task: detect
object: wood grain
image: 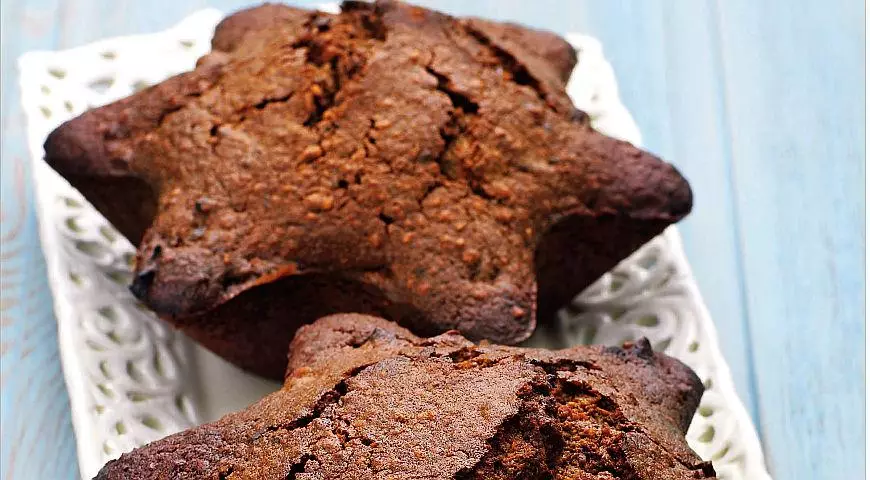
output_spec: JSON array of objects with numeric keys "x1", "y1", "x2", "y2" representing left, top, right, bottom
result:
[
  {"x1": 714, "y1": 0, "x2": 865, "y2": 478},
  {"x1": 1, "y1": 0, "x2": 81, "y2": 478},
  {"x1": 0, "y1": 0, "x2": 864, "y2": 478}
]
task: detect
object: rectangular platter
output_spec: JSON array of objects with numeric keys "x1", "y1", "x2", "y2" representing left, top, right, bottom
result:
[{"x1": 18, "y1": 7, "x2": 772, "y2": 480}]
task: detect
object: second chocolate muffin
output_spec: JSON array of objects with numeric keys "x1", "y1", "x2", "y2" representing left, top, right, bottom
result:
[{"x1": 95, "y1": 314, "x2": 715, "y2": 479}]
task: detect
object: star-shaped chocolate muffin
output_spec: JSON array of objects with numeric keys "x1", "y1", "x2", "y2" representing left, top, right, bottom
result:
[
  {"x1": 45, "y1": 1, "x2": 692, "y2": 379},
  {"x1": 94, "y1": 314, "x2": 715, "y2": 479}
]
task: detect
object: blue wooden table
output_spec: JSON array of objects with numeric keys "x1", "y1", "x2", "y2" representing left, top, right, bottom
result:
[{"x1": 1, "y1": 1, "x2": 864, "y2": 478}]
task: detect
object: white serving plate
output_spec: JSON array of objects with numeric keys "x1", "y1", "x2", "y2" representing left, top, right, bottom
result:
[{"x1": 19, "y1": 8, "x2": 772, "y2": 480}]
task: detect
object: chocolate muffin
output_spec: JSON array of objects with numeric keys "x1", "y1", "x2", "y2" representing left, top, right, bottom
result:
[
  {"x1": 44, "y1": 0, "x2": 692, "y2": 379},
  {"x1": 94, "y1": 314, "x2": 715, "y2": 479}
]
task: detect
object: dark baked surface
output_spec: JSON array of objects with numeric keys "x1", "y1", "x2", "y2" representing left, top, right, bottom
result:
[
  {"x1": 45, "y1": 0, "x2": 692, "y2": 378},
  {"x1": 95, "y1": 314, "x2": 715, "y2": 479}
]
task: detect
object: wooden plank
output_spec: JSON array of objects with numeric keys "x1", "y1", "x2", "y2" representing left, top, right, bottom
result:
[
  {"x1": 654, "y1": 0, "x2": 760, "y2": 421},
  {"x1": 114, "y1": 0, "x2": 209, "y2": 38},
  {"x1": 713, "y1": 0, "x2": 865, "y2": 477},
  {"x1": 551, "y1": 0, "x2": 762, "y2": 418},
  {"x1": 0, "y1": 0, "x2": 81, "y2": 477}
]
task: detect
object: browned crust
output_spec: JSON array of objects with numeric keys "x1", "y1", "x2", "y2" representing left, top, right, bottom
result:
[
  {"x1": 94, "y1": 314, "x2": 715, "y2": 479},
  {"x1": 211, "y1": 3, "x2": 313, "y2": 53},
  {"x1": 44, "y1": 1, "x2": 692, "y2": 379}
]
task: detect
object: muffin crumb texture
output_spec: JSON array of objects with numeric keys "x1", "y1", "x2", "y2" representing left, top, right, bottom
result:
[{"x1": 95, "y1": 314, "x2": 715, "y2": 479}]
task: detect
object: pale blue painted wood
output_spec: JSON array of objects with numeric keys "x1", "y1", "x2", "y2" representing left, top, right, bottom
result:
[
  {"x1": 713, "y1": 0, "x2": 865, "y2": 478},
  {"x1": 1, "y1": 1, "x2": 864, "y2": 479},
  {"x1": 651, "y1": 0, "x2": 760, "y2": 420},
  {"x1": 0, "y1": 0, "x2": 81, "y2": 478}
]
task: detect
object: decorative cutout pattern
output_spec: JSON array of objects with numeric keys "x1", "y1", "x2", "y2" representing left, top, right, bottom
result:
[
  {"x1": 19, "y1": 9, "x2": 770, "y2": 480},
  {"x1": 57, "y1": 192, "x2": 199, "y2": 461},
  {"x1": 19, "y1": 11, "x2": 223, "y2": 479}
]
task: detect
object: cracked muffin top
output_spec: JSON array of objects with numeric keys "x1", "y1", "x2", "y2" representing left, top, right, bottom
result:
[
  {"x1": 44, "y1": 0, "x2": 692, "y2": 378},
  {"x1": 94, "y1": 314, "x2": 715, "y2": 479}
]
